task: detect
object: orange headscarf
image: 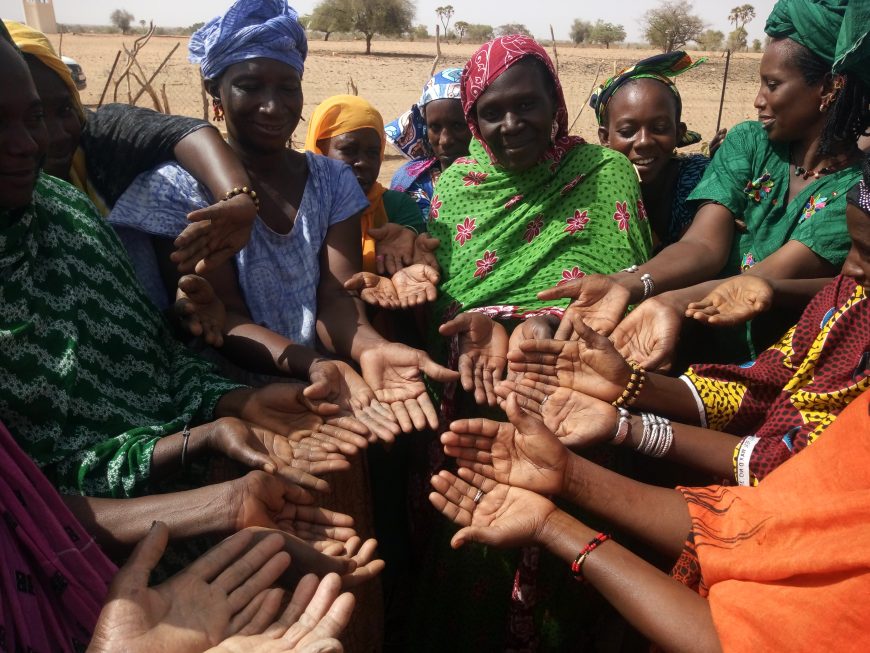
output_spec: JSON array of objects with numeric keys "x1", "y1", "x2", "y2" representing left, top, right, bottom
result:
[{"x1": 304, "y1": 95, "x2": 386, "y2": 272}]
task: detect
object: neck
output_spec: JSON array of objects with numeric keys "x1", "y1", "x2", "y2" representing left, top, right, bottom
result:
[
  {"x1": 229, "y1": 140, "x2": 290, "y2": 177},
  {"x1": 791, "y1": 124, "x2": 858, "y2": 171}
]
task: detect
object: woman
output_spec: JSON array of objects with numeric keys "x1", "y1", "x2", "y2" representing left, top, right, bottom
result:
[
  {"x1": 385, "y1": 68, "x2": 472, "y2": 223},
  {"x1": 432, "y1": 389, "x2": 870, "y2": 651},
  {"x1": 592, "y1": 50, "x2": 710, "y2": 249},
  {"x1": 305, "y1": 94, "x2": 424, "y2": 274},
  {"x1": 4, "y1": 19, "x2": 255, "y2": 274}
]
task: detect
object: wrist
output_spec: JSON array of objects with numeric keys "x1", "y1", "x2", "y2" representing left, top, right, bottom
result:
[
  {"x1": 214, "y1": 387, "x2": 253, "y2": 419},
  {"x1": 611, "y1": 271, "x2": 645, "y2": 304}
]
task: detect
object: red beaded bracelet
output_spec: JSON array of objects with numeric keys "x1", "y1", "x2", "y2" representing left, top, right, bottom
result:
[{"x1": 570, "y1": 532, "x2": 612, "y2": 581}]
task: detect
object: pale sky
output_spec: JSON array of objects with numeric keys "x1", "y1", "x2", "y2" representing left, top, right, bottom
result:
[{"x1": 1, "y1": 0, "x2": 776, "y2": 43}]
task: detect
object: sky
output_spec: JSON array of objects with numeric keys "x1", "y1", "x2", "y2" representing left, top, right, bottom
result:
[{"x1": 1, "y1": 0, "x2": 777, "y2": 43}]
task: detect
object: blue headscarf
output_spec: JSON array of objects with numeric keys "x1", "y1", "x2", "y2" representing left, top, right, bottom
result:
[
  {"x1": 189, "y1": 0, "x2": 307, "y2": 80},
  {"x1": 385, "y1": 68, "x2": 463, "y2": 160}
]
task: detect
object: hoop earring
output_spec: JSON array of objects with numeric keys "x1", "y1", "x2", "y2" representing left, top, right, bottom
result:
[{"x1": 212, "y1": 97, "x2": 225, "y2": 122}]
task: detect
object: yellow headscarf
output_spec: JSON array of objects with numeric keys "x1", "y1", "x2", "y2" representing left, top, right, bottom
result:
[
  {"x1": 304, "y1": 95, "x2": 387, "y2": 273},
  {"x1": 4, "y1": 20, "x2": 108, "y2": 215}
]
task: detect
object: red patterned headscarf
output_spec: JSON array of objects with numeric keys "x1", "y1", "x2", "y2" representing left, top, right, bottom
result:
[{"x1": 460, "y1": 34, "x2": 582, "y2": 166}]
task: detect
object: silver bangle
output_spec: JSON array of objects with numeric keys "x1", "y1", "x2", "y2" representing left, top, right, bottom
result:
[
  {"x1": 640, "y1": 273, "x2": 655, "y2": 300},
  {"x1": 180, "y1": 424, "x2": 192, "y2": 468},
  {"x1": 637, "y1": 413, "x2": 673, "y2": 458}
]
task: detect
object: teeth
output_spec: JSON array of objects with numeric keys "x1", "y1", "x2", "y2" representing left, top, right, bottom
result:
[{"x1": 634, "y1": 158, "x2": 654, "y2": 165}]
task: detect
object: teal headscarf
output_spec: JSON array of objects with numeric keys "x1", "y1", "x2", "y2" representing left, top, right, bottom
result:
[
  {"x1": 832, "y1": 0, "x2": 870, "y2": 85},
  {"x1": 765, "y1": 0, "x2": 848, "y2": 66}
]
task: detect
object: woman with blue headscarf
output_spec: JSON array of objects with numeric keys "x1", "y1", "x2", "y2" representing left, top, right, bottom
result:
[{"x1": 385, "y1": 68, "x2": 472, "y2": 223}]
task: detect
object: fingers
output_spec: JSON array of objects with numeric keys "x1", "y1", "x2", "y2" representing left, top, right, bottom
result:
[
  {"x1": 428, "y1": 472, "x2": 473, "y2": 528},
  {"x1": 419, "y1": 353, "x2": 461, "y2": 383},
  {"x1": 281, "y1": 574, "x2": 355, "y2": 647},
  {"x1": 267, "y1": 573, "x2": 320, "y2": 635},
  {"x1": 229, "y1": 586, "x2": 286, "y2": 636},
  {"x1": 112, "y1": 521, "x2": 170, "y2": 589},
  {"x1": 343, "y1": 272, "x2": 382, "y2": 291},
  {"x1": 536, "y1": 281, "x2": 577, "y2": 301}
]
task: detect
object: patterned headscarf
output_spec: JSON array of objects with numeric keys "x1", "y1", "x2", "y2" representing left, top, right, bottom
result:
[
  {"x1": 589, "y1": 51, "x2": 705, "y2": 147},
  {"x1": 189, "y1": 0, "x2": 307, "y2": 80},
  {"x1": 461, "y1": 34, "x2": 582, "y2": 165},
  {"x1": 765, "y1": 0, "x2": 847, "y2": 67},
  {"x1": 832, "y1": 0, "x2": 870, "y2": 86},
  {"x1": 385, "y1": 68, "x2": 463, "y2": 160}
]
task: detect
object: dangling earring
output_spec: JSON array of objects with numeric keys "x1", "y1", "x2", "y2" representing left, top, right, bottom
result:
[
  {"x1": 212, "y1": 97, "x2": 225, "y2": 122},
  {"x1": 550, "y1": 118, "x2": 559, "y2": 143}
]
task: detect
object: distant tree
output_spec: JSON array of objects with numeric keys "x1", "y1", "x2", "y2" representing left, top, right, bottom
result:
[
  {"x1": 188, "y1": 21, "x2": 206, "y2": 34},
  {"x1": 727, "y1": 26, "x2": 748, "y2": 51},
  {"x1": 752, "y1": 37, "x2": 762, "y2": 52},
  {"x1": 138, "y1": 18, "x2": 146, "y2": 31},
  {"x1": 496, "y1": 23, "x2": 532, "y2": 37},
  {"x1": 110, "y1": 9, "x2": 135, "y2": 35},
  {"x1": 589, "y1": 20, "x2": 626, "y2": 49},
  {"x1": 570, "y1": 19, "x2": 592, "y2": 45},
  {"x1": 348, "y1": 0, "x2": 416, "y2": 54},
  {"x1": 695, "y1": 28, "x2": 724, "y2": 51},
  {"x1": 412, "y1": 23, "x2": 429, "y2": 40},
  {"x1": 465, "y1": 23, "x2": 494, "y2": 42},
  {"x1": 436, "y1": 5, "x2": 454, "y2": 41},
  {"x1": 454, "y1": 20, "x2": 469, "y2": 44},
  {"x1": 642, "y1": 0, "x2": 704, "y2": 52},
  {"x1": 728, "y1": 4, "x2": 755, "y2": 31},
  {"x1": 309, "y1": 0, "x2": 352, "y2": 41}
]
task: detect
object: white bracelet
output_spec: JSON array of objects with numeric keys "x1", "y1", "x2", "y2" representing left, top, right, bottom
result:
[
  {"x1": 637, "y1": 412, "x2": 673, "y2": 458},
  {"x1": 620, "y1": 266, "x2": 655, "y2": 300}
]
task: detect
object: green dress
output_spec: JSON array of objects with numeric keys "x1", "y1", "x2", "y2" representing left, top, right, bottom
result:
[
  {"x1": 0, "y1": 174, "x2": 242, "y2": 497},
  {"x1": 688, "y1": 120, "x2": 861, "y2": 276}
]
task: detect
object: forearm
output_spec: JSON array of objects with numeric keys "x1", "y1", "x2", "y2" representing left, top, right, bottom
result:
[
  {"x1": 540, "y1": 511, "x2": 721, "y2": 653},
  {"x1": 149, "y1": 423, "x2": 214, "y2": 479},
  {"x1": 173, "y1": 127, "x2": 252, "y2": 200},
  {"x1": 316, "y1": 292, "x2": 387, "y2": 361},
  {"x1": 222, "y1": 312, "x2": 319, "y2": 378},
  {"x1": 62, "y1": 482, "x2": 235, "y2": 552},
  {"x1": 561, "y1": 453, "x2": 691, "y2": 559},
  {"x1": 633, "y1": 371, "x2": 705, "y2": 425},
  {"x1": 766, "y1": 276, "x2": 833, "y2": 308}
]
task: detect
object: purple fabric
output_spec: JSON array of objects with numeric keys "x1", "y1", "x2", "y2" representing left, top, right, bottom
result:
[{"x1": 0, "y1": 420, "x2": 116, "y2": 652}]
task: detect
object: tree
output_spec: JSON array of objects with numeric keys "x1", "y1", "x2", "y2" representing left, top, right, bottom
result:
[
  {"x1": 435, "y1": 5, "x2": 454, "y2": 41},
  {"x1": 752, "y1": 38, "x2": 762, "y2": 52},
  {"x1": 496, "y1": 23, "x2": 532, "y2": 37},
  {"x1": 465, "y1": 23, "x2": 494, "y2": 42},
  {"x1": 309, "y1": 0, "x2": 352, "y2": 41},
  {"x1": 570, "y1": 19, "x2": 592, "y2": 45},
  {"x1": 695, "y1": 29, "x2": 724, "y2": 51},
  {"x1": 588, "y1": 20, "x2": 626, "y2": 49},
  {"x1": 110, "y1": 9, "x2": 134, "y2": 35},
  {"x1": 454, "y1": 20, "x2": 469, "y2": 44},
  {"x1": 412, "y1": 24, "x2": 429, "y2": 40},
  {"x1": 642, "y1": 0, "x2": 704, "y2": 52},
  {"x1": 728, "y1": 4, "x2": 755, "y2": 31},
  {"x1": 727, "y1": 26, "x2": 748, "y2": 51},
  {"x1": 348, "y1": 0, "x2": 416, "y2": 54}
]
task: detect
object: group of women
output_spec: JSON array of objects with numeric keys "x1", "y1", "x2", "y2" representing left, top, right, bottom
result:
[{"x1": 1, "y1": 0, "x2": 869, "y2": 650}]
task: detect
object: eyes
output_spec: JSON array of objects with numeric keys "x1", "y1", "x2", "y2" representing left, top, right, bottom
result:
[
  {"x1": 478, "y1": 98, "x2": 539, "y2": 123},
  {"x1": 615, "y1": 122, "x2": 673, "y2": 139}
]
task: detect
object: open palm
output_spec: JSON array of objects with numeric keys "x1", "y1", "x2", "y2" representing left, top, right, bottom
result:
[
  {"x1": 610, "y1": 297, "x2": 681, "y2": 371},
  {"x1": 440, "y1": 311, "x2": 509, "y2": 407},
  {"x1": 538, "y1": 273, "x2": 631, "y2": 337}
]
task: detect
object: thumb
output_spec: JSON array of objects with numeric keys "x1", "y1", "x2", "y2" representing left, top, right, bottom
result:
[
  {"x1": 438, "y1": 314, "x2": 470, "y2": 337},
  {"x1": 505, "y1": 393, "x2": 552, "y2": 437},
  {"x1": 177, "y1": 274, "x2": 214, "y2": 302},
  {"x1": 451, "y1": 525, "x2": 497, "y2": 549},
  {"x1": 235, "y1": 434, "x2": 277, "y2": 474},
  {"x1": 420, "y1": 264, "x2": 440, "y2": 284},
  {"x1": 117, "y1": 521, "x2": 170, "y2": 585},
  {"x1": 417, "y1": 234, "x2": 440, "y2": 251},
  {"x1": 537, "y1": 282, "x2": 576, "y2": 301},
  {"x1": 367, "y1": 224, "x2": 389, "y2": 240},
  {"x1": 343, "y1": 272, "x2": 381, "y2": 291},
  {"x1": 420, "y1": 352, "x2": 461, "y2": 382},
  {"x1": 304, "y1": 370, "x2": 333, "y2": 401}
]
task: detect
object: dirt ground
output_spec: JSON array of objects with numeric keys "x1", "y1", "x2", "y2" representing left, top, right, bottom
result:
[{"x1": 49, "y1": 33, "x2": 763, "y2": 183}]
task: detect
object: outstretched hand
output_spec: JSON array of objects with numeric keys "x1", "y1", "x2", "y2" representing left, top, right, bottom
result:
[
  {"x1": 174, "y1": 274, "x2": 227, "y2": 347},
  {"x1": 391, "y1": 264, "x2": 439, "y2": 307},
  {"x1": 369, "y1": 223, "x2": 416, "y2": 275},
  {"x1": 439, "y1": 312, "x2": 508, "y2": 407},
  {"x1": 411, "y1": 232, "x2": 441, "y2": 271},
  {"x1": 610, "y1": 297, "x2": 682, "y2": 371},
  {"x1": 538, "y1": 274, "x2": 631, "y2": 337},
  {"x1": 344, "y1": 272, "x2": 402, "y2": 309},
  {"x1": 685, "y1": 274, "x2": 773, "y2": 326},
  {"x1": 173, "y1": 193, "x2": 257, "y2": 274}
]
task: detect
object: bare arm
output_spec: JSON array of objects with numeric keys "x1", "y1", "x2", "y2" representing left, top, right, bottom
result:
[{"x1": 172, "y1": 127, "x2": 251, "y2": 202}]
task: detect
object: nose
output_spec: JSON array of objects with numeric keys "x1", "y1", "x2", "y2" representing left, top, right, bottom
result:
[
  {"x1": 439, "y1": 129, "x2": 456, "y2": 149},
  {"x1": 6, "y1": 125, "x2": 41, "y2": 159},
  {"x1": 842, "y1": 250, "x2": 866, "y2": 285},
  {"x1": 501, "y1": 111, "x2": 523, "y2": 135},
  {"x1": 753, "y1": 86, "x2": 766, "y2": 111},
  {"x1": 635, "y1": 127, "x2": 654, "y2": 149}
]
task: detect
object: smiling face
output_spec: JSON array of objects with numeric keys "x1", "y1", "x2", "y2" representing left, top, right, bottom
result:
[
  {"x1": 319, "y1": 128, "x2": 382, "y2": 194},
  {"x1": 23, "y1": 55, "x2": 81, "y2": 180},
  {"x1": 213, "y1": 57, "x2": 303, "y2": 155},
  {"x1": 423, "y1": 98, "x2": 471, "y2": 169},
  {"x1": 0, "y1": 41, "x2": 47, "y2": 210},
  {"x1": 474, "y1": 58, "x2": 557, "y2": 172},
  {"x1": 599, "y1": 78, "x2": 683, "y2": 185},
  {"x1": 754, "y1": 38, "x2": 826, "y2": 143},
  {"x1": 842, "y1": 200, "x2": 870, "y2": 287}
]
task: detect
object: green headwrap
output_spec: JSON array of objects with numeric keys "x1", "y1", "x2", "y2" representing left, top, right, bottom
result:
[
  {"x1": 833, "y1": 1, "x2": 870, "y2": 85},
  {"x1": 765, "y1": 0, "x2": 848, "y2": 66}
]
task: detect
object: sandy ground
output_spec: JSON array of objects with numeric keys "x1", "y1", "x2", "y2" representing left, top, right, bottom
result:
[{"x1": 49, "y1": 33, "x2": 763, "y2": 183}]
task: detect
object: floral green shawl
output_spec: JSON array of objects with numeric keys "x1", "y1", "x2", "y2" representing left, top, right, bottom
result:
[{"x1": 0, "y1": 175, "x2": 242, "y2": 497}]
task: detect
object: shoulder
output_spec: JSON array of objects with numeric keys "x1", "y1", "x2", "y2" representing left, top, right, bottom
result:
[
  {"x1": 35, "y1": 174, "x2": 122, "y2": 243},
  {"x1": 570, "y1": 142, "x2": 636, "y2": 176},
  {"x1": 678, "y1": 153, "x2": 711, "y2": 180},
  {"x1": 383, "y1": 189, "x2": 418, "y2": 208}
]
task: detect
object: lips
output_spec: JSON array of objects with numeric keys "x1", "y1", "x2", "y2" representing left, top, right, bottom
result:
[
  {"x1": 253, "y1": 122, "x2": 289, "y2": 136},
  {"x1": 758, "y1": 115, "x2": 775, "y2": 130},
  {"x1": 632, "y1": 157, "x2": 656, "y2": 167}
]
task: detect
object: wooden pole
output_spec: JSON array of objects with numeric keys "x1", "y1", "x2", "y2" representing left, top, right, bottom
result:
[
  {"x1": 568, "y1": 61, "x2": 603, "y2": 134},
  {"x1": 130, "y1": 42, "x2": 180, "y2": 105},
  {"x1": 430, "y1": 25, "x2": 442, "y2": 78},
  {"x1": 97, "y1": 50, "x2": 122, "y2": 108},
  {"x1": 716, "y1": 49, "x2": 732, "y2": 133},
  {"x1": 550, "y1": 25, "x2": 559, "y2": 75}
]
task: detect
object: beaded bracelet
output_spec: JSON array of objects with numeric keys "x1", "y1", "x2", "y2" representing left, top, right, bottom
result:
[
  {"x1": 571, "y1": 532, "x2": 612, "y2": 581},
  {"x1": 180, "y1": 424, "x2": 192, "y2": 468},
  {"x1": 612, "y1": 360, "x2": 645, "y2": 409},
  {"x1": 223, "y1": 185, "x2": 260, "y2": 210},
  {"x1": 611, "y1": 407, "x2": 631, "y2": 446}
]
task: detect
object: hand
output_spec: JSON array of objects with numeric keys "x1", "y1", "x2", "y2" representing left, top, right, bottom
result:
[
  {"x1": 206, "y1": 418, "x2": 351, "y2": 492},
  {"x1": 411, "y1": 232, "x2": 440, "y2": 271},
  {"x1": 707, "y1": 127, "x2": 727, "y2": 157},
  {"x1": 439, "y1": 312, "x2": 508, "y2": 407},
  {"x1": 508, "y1": 315, "x2": 631, "y2": 404},
  {"x1": 88, "y1": 523, "x2": 291, "y2": 653},
  {"x1": 344, "y1": 272, "x2": 401, "y2": 309},
  {"x1": 391, "y1": 263, "x2": 439, "y2": 307},
  {"x1": 429, "y1": 468, "x2": 558, "y2": 550},
  {"x1": 369, "y1": 223, "x2": 416, "y2": 275},
  {"x1": 306, "y1": 359, "x2": 400, "y2": 444},
  {"x1": 538, "y1": 274, "x2": 631, "y2": 337},
  {"x1": 440, "y1": 393, "x2": 570, "y2": 495},
  {"x1": 610, "y1": 296, "x2": 682, "y2": 371},
  {"x1": 174, "y1": 274, "x2": 227, "y2": 347},
  {"x1": 359, "y1": 342, "x2": 460, "y2": 432},
  {"x1": 501, "y1": 315, "x2": 559, "y2": 390},
  {"x1": 172, "y1": 193, "x2": 257, "y2": 274},
  {"x1": 206, "y1": 573, "x2": 354, "y2": 653},
  {"x1": 685, "y1": 275, "x2": 773, "y2": 326},
  {"x1": 497, "y1": 382, "x2": 616, "y2": 449}
]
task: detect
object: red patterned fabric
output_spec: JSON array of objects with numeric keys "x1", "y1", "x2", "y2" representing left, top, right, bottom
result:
[{"x1": 459, "y1": 34, "x2": 583, "y2": 165}]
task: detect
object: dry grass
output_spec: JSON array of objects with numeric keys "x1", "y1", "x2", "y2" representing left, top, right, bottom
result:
[{"x1": 50, "y1": 33, "x2": 763, "y2": 183}]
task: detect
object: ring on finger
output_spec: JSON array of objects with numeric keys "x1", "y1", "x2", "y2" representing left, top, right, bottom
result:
[{"x1": 473, "y1": 488, "x2": 484, "y2": 504}]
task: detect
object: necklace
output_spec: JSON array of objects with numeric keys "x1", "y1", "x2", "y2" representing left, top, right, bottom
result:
[{"x1": 793, "y1": 164, "x2": 837, "y2": 180}]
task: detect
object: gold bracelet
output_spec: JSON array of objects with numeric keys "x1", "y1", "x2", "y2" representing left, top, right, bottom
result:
[
  {"x1": 222, "y1": 185, "x2": 260, "y2": 209},
  {"x1": 612, "y1": 359, "x2": 645, "y2": 408}
]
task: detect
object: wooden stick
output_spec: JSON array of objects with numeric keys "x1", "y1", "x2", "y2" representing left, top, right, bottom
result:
[
  {"x1": 131, "y1": 42, "x2": 180, "y2": 105},
  {"x1": 97, "y1": 50, "x2": 122, "y2": 108},
  {"x1": 568, "y1": 61, "x2": 603, "y2": 134},
  {"x1": 716, "y1": 49, "x2": 732, "y2": 134},
  {"x1": 430, "y1": 25, "x2": 441, "y2": 78},
  {"x1": 550, "y1": 25, "x2": 559, "y2": 74},
  {"x1": 160, "y1": 83, "x2": 170, "y2": 114}
]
